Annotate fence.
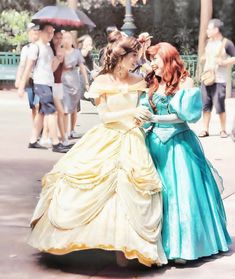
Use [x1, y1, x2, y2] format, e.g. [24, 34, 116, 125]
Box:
[181, 54, 198, 78]
[0, 52, 20, 82]
[0, 52, 234, 89]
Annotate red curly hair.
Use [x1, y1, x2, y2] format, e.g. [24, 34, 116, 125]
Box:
[145, 42, 189, 112]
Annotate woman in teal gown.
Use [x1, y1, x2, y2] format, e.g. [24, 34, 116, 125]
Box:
[139, 42, 231, 262]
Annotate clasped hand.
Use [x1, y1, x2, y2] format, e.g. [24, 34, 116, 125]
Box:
[134, 106, 152, 126]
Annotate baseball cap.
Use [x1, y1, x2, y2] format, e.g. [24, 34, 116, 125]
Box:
[27, 22, 40, 31]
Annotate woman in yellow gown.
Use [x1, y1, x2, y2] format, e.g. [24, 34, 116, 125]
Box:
[28, 37, 167, 267]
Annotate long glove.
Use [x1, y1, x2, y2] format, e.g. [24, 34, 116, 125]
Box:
[150, 113, 184, 124]
[97, 102, 151, 124]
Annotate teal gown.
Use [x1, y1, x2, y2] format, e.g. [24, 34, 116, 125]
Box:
[140, 88, 231, 260]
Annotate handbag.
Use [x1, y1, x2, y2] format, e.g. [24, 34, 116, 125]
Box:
[201, 69, 215, 86]
[201, 38, 227, 86]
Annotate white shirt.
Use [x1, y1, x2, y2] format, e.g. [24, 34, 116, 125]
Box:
[28, 41, 54, 86]
[20, 44, 29, 63]
[204, 39, 229, 83]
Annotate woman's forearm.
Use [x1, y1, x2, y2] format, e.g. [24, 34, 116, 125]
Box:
[150, 113, 184, 124]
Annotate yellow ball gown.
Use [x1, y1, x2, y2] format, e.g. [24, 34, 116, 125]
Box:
[28, 80, 167, 266]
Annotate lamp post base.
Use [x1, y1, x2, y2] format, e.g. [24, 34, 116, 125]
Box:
[121, 0, 137, 36]
[121, 15, 137, 36]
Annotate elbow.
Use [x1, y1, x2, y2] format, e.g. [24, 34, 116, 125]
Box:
[98, 114, 115, 124]
[99, 116, 113, 124]
[98, 113, 108, 124]
[99, 115, 106, 123]
[187, 113, 202, 123]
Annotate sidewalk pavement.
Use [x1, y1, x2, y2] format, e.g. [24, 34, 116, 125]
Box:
[0, 89, 234, 279]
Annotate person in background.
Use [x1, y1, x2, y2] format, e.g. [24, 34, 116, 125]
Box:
[77, 35, 94, 72]
[77, 34, 94, 99]
[61, 31, 89, 139]
[132, 32, 152, 77]
[15, 23, 40, 120]
[49, 30, 72, 147]
[17, 24, 69, 153]
[231, 116, 235, 142]
[199, 18, 235, 138]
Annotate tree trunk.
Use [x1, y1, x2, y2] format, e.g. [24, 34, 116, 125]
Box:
[197, 0, 213, 79]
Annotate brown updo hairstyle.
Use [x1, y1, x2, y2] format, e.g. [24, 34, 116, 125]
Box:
[99, 36, 141, 75]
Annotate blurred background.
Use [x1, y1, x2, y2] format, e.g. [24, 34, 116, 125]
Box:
[0, 0, 234, 54]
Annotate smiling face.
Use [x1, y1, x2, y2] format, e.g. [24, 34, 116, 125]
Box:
[52, 32, 63, 48]
[120, 51, 139, 71]
[150, 54, 164, 77]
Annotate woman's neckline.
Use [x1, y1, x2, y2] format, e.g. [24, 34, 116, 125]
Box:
[153, 91, 168, 97]
[108, 74, 145, 87]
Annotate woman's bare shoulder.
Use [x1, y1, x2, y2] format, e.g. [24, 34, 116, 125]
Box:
[129, 72, 144, 83]
[93, 74, 110, 83]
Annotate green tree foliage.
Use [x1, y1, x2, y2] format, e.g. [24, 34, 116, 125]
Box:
[0, 0, 235, 54]
[0, 0, 30, 11]
[213, 0, 235, 42]
[0, 0, 56, 12]
[0, 9, 32, 51]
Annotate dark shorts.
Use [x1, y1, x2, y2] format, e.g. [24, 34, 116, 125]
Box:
[26, 87, 40, 109]
[201, 83, 226, 114]
[34, 84, 56, 115]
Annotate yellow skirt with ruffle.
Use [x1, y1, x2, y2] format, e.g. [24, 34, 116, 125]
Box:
[28, 123, 167, 266]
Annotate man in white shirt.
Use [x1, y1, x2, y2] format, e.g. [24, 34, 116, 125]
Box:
[18, 24, 69, 153]
[15, 23, 40, 120]
[199, 19, 235, 138]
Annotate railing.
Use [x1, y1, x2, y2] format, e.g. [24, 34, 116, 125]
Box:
[91, 50, 100, 66]
[0, 51, 234, 86]
[0, 52, 20, 81]
[181, 54, 198, 79]
[91, 51, 200, 79]
[0, 52, 20, 65]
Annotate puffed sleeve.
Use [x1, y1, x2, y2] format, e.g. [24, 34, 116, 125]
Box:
[84, 80, 105, 99]
[139, 91, 154, 129]
[169, 87, 202, 123]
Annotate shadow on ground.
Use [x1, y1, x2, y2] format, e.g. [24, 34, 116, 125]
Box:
[35, 244, 235, 278]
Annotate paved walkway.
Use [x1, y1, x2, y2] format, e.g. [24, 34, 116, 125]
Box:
[0, 90, 234, 279]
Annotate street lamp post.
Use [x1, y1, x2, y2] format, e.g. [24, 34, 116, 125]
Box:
[121, 0, 137, 36]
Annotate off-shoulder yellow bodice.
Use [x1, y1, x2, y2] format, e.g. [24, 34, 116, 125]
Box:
[85, 79, 147, 99]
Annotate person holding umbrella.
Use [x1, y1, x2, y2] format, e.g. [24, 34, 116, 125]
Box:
[31, 5, 96, 30]
[18, 24, 69, 153]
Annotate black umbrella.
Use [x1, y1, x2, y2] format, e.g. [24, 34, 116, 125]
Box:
[32, 5, 96, 30]
[76, 10, 96, 28]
